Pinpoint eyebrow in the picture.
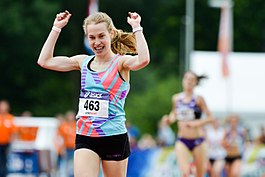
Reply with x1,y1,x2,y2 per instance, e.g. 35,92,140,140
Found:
88,32,105,37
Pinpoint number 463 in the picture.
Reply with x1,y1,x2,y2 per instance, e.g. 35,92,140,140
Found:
84,100,100,111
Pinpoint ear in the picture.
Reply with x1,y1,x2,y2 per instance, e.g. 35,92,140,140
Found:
110,29,115,39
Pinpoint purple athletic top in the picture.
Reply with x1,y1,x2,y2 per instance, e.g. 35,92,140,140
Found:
175,93,202,121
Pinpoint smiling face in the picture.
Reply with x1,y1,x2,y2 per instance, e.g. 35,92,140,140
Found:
86,22,113,56
83,12,115,57
182,71,197,91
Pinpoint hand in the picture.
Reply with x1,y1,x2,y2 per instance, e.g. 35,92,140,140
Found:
127,12,141,29
53,10,72,29
162,115,170,125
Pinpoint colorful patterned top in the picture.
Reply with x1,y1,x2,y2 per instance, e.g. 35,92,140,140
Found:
76,54,130,137
175,92,202,121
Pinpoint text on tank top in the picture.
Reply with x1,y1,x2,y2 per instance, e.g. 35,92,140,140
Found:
175,93,202,121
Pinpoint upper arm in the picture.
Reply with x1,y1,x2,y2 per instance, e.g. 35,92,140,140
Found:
171,94,178,111
170,94,179,117
197,96,213,120
168,94,178,123
119,55,149,71
38,54,87,72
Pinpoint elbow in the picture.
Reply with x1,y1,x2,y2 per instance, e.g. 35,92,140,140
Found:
130,56,150,71
140,56,150,67
37,60,44,68
37,59,47,69
135,60,149,70
141,59,150,68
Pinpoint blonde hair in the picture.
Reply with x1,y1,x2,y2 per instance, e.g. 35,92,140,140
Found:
83,12,137,55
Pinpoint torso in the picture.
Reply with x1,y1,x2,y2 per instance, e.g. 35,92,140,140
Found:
174,92,204,138
75,54,130,137
224,128,245,157
206,126,226,159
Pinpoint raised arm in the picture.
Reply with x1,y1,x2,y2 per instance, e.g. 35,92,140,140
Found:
121,12,150,71
37,10,84,72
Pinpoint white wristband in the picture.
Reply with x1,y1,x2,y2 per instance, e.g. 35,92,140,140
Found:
132,26,143,34
52,26,61,33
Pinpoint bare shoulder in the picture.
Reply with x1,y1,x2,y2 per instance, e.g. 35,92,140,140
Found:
70,54,89,67
71,54,88,62
118,54,137,67
196,95,205,103
172,93,180,102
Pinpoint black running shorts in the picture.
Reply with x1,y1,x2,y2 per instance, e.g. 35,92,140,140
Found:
75,133,130,161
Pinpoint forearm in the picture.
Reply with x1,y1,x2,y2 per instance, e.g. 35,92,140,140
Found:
168,111,177,124
37,27,60,67
135,30,150,66
198,118,213,127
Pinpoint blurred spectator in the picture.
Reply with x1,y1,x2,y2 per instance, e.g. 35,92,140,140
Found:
20,110,32,117
157,114,175,147
205,118,226,177
259,126,265,145
58,110,76,177
54,113,66,177
0,100,17,177
244,136,265,164
126,121,140,151
17,110,38,141
59,111,76,150
138,133,157,150
245,127,253,143
222,114,246,177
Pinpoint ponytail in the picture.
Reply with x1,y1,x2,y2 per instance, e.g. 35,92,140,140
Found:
186,71,208,85
111,29,137,55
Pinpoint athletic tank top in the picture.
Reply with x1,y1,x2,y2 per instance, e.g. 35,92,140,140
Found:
225,127,245,156
76,54,130,137
206,126,227,159
175,93,202,121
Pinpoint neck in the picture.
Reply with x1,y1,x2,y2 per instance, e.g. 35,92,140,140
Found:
94,53,116,63
183,90,193,97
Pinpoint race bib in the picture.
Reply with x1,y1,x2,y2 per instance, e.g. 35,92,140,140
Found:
177,107,195,121
78,91,109,118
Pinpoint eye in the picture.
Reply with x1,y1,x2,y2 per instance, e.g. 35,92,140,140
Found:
89,36,95,40
99,34,105,39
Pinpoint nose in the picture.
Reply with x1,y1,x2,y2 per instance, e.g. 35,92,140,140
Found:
95,38,101,45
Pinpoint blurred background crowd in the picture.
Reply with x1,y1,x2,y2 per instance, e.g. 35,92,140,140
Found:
1,99,265,177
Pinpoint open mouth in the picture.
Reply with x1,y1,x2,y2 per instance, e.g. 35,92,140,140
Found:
94,46,104,53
